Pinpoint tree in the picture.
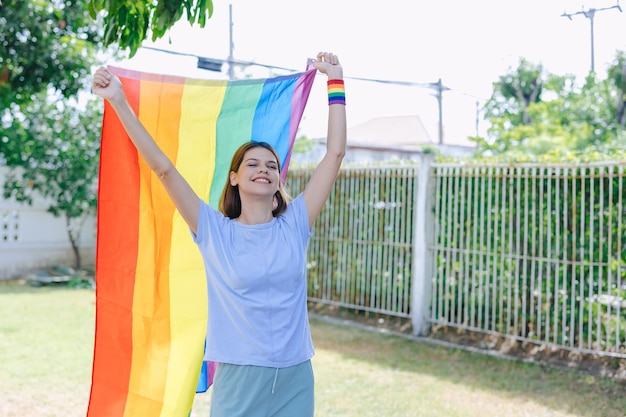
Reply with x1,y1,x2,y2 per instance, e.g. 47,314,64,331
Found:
2,93,103,269
1,0,107,270
293,134,316,155
489,58,544,126
88,0,214,57
478,59,552,154
0,0,103,111
478,53,625,156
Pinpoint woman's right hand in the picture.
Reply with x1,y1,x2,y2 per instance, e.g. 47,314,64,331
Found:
92,67,123,102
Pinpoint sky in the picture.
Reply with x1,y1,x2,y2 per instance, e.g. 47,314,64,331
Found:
112,0,626,145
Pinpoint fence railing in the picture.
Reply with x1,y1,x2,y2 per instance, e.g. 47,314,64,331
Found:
287,160,626,359
288,166,416,318
431,162,625,357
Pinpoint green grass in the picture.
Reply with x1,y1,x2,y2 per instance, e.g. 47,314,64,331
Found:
1,280,624,417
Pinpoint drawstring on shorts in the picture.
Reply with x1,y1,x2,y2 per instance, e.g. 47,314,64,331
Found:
271,368,279,394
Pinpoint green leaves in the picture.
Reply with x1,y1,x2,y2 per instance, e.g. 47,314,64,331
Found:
1,93,103,268
1,94,102,218
0,1,103,111
480,52,626,158
89,0,214,57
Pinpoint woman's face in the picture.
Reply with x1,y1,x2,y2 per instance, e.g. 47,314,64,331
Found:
229,146,280,197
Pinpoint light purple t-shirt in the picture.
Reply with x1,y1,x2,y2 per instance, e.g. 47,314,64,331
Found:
193,194,314,368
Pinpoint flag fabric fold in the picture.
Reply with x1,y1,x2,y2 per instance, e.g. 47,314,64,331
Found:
87,64,316,417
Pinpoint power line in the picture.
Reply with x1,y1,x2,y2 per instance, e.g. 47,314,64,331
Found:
141,46,447,89
140,45,456,144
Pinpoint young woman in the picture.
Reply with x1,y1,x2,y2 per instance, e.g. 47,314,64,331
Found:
92,51,346,417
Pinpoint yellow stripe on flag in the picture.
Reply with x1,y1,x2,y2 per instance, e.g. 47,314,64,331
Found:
160,80,228,414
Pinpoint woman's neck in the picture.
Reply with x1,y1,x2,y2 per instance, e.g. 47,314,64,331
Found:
236,198,274,225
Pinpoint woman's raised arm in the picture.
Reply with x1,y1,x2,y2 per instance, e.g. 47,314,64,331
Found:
92,67,201,234
303,52,347,228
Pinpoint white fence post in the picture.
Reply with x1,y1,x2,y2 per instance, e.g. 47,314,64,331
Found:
411,153,435,336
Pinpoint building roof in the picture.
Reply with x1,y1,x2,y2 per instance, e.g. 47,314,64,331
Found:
346,115,434,152
303,115,477,163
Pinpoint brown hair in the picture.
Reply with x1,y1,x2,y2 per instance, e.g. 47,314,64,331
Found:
218,141,291,218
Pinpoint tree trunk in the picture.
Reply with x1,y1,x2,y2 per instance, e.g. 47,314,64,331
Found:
65,215,82,270
515,80,540,125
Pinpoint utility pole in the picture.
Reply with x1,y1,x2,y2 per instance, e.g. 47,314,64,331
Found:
561,1,623,72
227,4,235,80
432,79,450,145
350,75,451,144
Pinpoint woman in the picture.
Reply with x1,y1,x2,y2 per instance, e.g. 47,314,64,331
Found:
92,51,346,417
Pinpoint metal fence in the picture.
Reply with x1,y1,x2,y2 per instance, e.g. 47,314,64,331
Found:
431,162,625,358
288,166,416,318
287,159,626,358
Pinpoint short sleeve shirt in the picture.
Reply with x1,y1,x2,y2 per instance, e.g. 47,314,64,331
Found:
193,194,314,368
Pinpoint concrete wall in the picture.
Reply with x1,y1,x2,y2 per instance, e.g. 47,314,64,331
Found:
0,168,96,279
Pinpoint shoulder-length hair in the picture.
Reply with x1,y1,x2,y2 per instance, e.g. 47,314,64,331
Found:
218,141,291,218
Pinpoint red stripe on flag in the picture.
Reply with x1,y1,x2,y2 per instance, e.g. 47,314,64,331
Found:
87,77,142,417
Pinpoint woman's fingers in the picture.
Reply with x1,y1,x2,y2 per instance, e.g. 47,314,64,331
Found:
316,52,340,65
93,67,112,88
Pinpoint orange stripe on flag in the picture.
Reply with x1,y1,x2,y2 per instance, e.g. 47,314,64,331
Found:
123,79,185,417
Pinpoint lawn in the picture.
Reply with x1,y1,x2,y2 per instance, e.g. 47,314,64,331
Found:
0,280,624,417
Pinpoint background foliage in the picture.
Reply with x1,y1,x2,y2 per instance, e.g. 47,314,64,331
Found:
0,0,106,268
2,95,103,268
0,0,102,111
433,164,626,353
475,51,626,157
88,0,214,57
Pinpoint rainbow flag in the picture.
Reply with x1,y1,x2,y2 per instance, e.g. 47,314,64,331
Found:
87,63,316,417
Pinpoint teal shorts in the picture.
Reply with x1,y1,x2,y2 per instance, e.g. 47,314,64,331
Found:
209,360,314,417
